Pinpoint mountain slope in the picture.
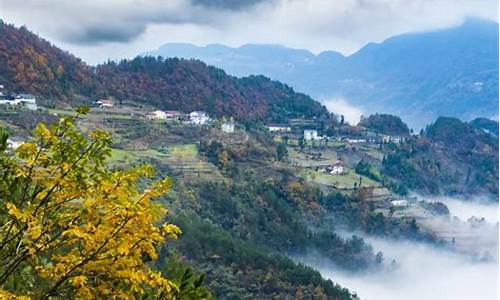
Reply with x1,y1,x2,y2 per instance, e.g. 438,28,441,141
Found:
0,21,328,123
0,20,95,102
96,57,327,122
145,18,499,128
382,117,499,197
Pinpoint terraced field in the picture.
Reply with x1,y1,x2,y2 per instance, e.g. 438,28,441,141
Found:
110,144,223,182
300,169,380,189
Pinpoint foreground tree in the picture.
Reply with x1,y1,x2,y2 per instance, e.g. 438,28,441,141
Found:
0,109,181,299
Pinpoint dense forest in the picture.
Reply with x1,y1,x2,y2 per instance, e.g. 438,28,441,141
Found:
358,113,410,136
0,21,96,100
0,21,328,123
381,117,498,197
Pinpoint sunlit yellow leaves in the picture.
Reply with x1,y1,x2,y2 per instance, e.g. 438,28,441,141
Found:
16,142,37,159
70,275,87,287
162,223,181,239
0,114,179,298
116,243,130,256
34,123,51,141
0,289,31,300
6,202,28,222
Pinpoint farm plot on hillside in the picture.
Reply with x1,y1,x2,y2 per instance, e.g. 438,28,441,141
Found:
109,144,223,182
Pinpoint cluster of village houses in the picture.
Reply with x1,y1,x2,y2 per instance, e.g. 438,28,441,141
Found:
144,109,235,133
267,122,406,184
96,100,236,134
267,124,404,144
93,99,236,133
0,85,38,110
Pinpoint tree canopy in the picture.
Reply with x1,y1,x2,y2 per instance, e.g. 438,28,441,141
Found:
0,109,182,299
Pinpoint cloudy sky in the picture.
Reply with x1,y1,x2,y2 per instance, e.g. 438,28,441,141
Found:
1,0,497,64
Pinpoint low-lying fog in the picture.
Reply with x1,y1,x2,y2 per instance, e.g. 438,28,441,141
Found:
433,196,499,223
322,97,363,125
302,197,499,300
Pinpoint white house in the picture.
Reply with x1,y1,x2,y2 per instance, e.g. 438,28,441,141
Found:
346,138,366,144
189,111,210,125
329,164,344,174
268,125,291,132
147,110,168,120
304,129,319,141
221,121,235,133
390,136,403,143
381,135,403,143
95,99,114,108
15,94,37,110
0,94,37,110
0,99,15,105
391,199,409,207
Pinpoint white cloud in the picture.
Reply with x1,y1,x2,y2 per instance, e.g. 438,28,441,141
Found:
322,97,364,125
0,0,497,64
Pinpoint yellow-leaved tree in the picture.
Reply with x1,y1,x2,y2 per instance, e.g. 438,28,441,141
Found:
0,108,181,299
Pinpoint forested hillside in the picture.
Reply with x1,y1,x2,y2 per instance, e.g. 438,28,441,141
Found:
0,20,95,101
96,58,327,122
382,117,498,197
0,21,327,123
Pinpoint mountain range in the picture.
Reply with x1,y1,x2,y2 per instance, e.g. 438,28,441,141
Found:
144,18,499,129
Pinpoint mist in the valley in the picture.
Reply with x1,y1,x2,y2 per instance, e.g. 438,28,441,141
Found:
300,197,499,300
429,196,499,223
322,97,363,125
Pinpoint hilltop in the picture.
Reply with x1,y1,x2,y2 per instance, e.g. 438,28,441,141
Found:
145,18,499,128
0,21,327,123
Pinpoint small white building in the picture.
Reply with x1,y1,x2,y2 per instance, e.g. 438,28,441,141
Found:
16,94,37,110
346,138,366,144
268,125,291,132
330,164,344,174
390,136,403,143
0,99,15,105
304,129,319,141
147,110,168,120
381,135,403,143
390,199,409,207
189,111,210,125
95,99,114,108
221,121,235,133
0,94,37,110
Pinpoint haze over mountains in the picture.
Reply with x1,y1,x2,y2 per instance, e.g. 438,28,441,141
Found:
144,18,499,129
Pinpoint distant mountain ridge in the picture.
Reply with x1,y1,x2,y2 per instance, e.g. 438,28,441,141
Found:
144,18,499,128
